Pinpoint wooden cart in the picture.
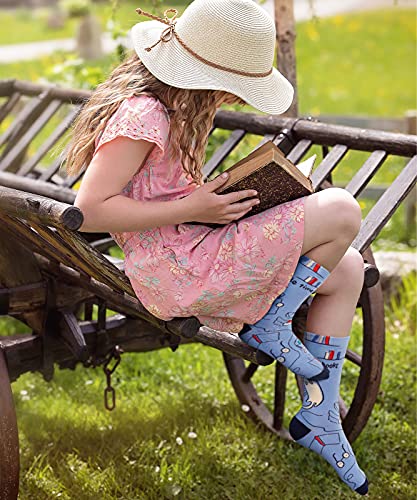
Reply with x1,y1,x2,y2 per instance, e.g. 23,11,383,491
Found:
0,79,416,500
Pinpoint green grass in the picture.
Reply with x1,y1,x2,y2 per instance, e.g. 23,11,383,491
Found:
296,8,417,117
2,270,415,499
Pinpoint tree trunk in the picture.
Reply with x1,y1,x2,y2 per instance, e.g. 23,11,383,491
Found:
274,0,298,117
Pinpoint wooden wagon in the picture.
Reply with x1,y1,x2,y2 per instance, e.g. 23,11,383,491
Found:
0,79,416,499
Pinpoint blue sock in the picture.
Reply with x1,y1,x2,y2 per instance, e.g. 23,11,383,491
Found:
239,255,331,380
289,332,368,495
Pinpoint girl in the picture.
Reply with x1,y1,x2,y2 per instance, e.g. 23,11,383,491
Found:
67,0,368,495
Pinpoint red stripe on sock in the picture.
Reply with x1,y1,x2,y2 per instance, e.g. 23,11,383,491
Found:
313,263,320,273
315,436,325,446
325,336,330,345
253,334,262,344
328,351,334,360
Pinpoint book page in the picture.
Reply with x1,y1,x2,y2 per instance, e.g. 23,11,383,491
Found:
296,154,317,178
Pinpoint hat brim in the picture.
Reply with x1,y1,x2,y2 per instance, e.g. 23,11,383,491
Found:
131,20,294,115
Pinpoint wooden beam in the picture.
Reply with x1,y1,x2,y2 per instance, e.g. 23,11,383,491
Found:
0,185,82,230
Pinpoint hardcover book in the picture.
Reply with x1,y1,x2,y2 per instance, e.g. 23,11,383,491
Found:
196,140,316,227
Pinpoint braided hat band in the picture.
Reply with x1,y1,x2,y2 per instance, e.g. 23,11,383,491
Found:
136,8,273,78
131,0,294,115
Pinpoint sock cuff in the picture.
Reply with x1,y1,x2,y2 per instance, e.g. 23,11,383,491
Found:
304,331,350,360
299,255,331,280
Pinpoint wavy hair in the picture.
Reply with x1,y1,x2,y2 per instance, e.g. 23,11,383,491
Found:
65,50,246,184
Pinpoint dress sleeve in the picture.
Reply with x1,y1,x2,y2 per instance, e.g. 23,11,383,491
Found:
94,94,170,156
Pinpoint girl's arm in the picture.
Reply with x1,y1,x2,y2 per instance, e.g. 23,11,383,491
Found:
74,136,260,232
74,136,189,232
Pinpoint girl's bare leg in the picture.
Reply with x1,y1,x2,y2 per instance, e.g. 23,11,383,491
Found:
306,246,364,337
300,188,364,338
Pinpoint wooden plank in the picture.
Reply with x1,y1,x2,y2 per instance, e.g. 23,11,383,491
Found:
0,79,15,97
31,222,133,295
311,144,349,190
286,138,313,164
29,106,81,180
0,171,76,204
195,325,274,366
0,218,45,332
61,165,85,189
12,79,91,104
0,90,53,156
214,110,417,157
0,185,82,230
352,155,417,253
315,114,409,134
202,128,246,180
3,100,63,175
345,150,388,197
0,92,20,125
0,213,87,274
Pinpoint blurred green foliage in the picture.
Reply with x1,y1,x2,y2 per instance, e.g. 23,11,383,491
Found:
60,0,92,18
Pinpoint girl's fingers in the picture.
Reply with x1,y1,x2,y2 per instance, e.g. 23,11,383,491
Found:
223,200,259,214
222,207,254,222
219,190,258,203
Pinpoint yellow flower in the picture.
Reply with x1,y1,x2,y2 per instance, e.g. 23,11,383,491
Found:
263,222,280,241
347,21,360,32
332,15,344,26
291,204,304,222
306,24,319,41
169,263,186,275
273,212,284,223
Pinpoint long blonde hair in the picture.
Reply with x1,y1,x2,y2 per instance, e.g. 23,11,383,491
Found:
65,51,245,184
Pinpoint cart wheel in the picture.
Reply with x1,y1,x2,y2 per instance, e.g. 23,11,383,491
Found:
0,349,19,500
223,246,385,443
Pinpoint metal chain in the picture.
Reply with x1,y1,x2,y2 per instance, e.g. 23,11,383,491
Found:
102,345,124,411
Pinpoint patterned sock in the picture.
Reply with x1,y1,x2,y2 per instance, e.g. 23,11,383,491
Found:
289,332,368,495
239,255,331,380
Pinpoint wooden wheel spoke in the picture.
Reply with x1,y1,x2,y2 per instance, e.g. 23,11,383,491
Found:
273,363,288,431
0,349,19,499
339,396,349,420
346,349,362,367
241,362,259,383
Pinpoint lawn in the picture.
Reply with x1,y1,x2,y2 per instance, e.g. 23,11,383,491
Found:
0,6,416,498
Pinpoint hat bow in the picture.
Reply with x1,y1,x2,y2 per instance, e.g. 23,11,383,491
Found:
135,8,179,52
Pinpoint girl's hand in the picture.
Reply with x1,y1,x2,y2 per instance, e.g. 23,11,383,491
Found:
183,172,260,224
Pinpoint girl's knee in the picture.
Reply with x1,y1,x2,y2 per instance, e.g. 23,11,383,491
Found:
335,247,365,287
325,188,363,239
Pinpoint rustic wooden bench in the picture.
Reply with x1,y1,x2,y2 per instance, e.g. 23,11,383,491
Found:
0,79,416,500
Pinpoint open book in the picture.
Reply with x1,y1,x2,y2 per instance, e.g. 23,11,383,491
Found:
199,140,316,226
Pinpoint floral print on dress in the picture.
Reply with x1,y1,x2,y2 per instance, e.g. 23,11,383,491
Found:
94,93,306,333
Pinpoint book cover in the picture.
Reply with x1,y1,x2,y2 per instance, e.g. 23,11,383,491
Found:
195,141,316,227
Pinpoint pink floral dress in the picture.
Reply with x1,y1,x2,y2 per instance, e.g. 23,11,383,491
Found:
93,94,306,333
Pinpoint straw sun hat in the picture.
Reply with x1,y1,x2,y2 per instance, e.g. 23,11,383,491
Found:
131,0,294,115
